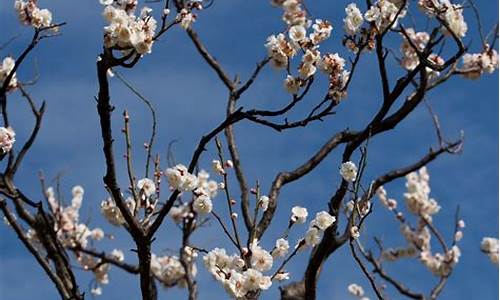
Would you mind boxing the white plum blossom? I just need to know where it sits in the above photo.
[348,283,365,297]
[203,246,273,298]
[305,227,321,246]
[364,0,405,31]
[165,164,194,191]
[310,19,333,44]
[110,249,125,262]
[481,237,499,264]
[151,254,192,287]
[212,159,225,175]
[14,0,53,28]
[100,196,135,226]
[91,287,103,296]
[137,178,156,197]
[178,8,196,30]
[311,211,336,231]
[440,0,467,38]
[0,127,16,153]
[291,206,308,223]
[100,1,157,54]
[272,238,290,257]
[274,271,290,281]
[192,194,213,214]
[289,24,307,42]
[404,167,441,219]
[420,245,461,276]
[0,57,18,91]
[461,47,499,79]
[259,195,270,211]
[340,161,358,182]
[250,239,274,272]
[344,3,364,35]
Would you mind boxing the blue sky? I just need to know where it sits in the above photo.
[0,1,498,299]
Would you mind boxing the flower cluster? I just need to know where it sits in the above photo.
[0,57,18,92]
[100,0,157,54]
[14,0,53,28]
[203,246,272,298]
[420,245,461,277]
[404,167,440,219]
[30,185,120,295]
[461,47,499,79]
[101,196,135,226]
[480,237,499,264]
[304,210,336,246]
[0,126,16,154]
[364,0,406,32]
[166,164,220,214]
[400,28,445,78]
[418,0,467,38]
[376,186,397,211]
[151,250,197,287]
[45,186,105,249]
[378,167,464,277]
[267,1,350,97]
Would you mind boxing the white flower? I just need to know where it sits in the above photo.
[305,227,321,246]
[242,268,272,291]
[212,160,225,175]
[291,206,308,223]
[272,238,290,257]
[312,211,336,231]
[165,164,189,191]
[274,271,290,281]
[15,1,54,28]
[259,195,270,211]
[310,19,332,44]
[344,3,364,35]
[250,240,273,272]
[179,9,195,30]
[0,127,15,153]
[348,283,365,297]
[110,249,125,262]
[289,25,307,42]
[481,237,499,264]
[91,228,105,240]
[137,178,156,197]
[0,57,18,91]
[298,62,317,79]
[340,161,357,182]
[91,287,102,296]
[192,195,213,214]
[441,0,467,38]
[458,219,465,228]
